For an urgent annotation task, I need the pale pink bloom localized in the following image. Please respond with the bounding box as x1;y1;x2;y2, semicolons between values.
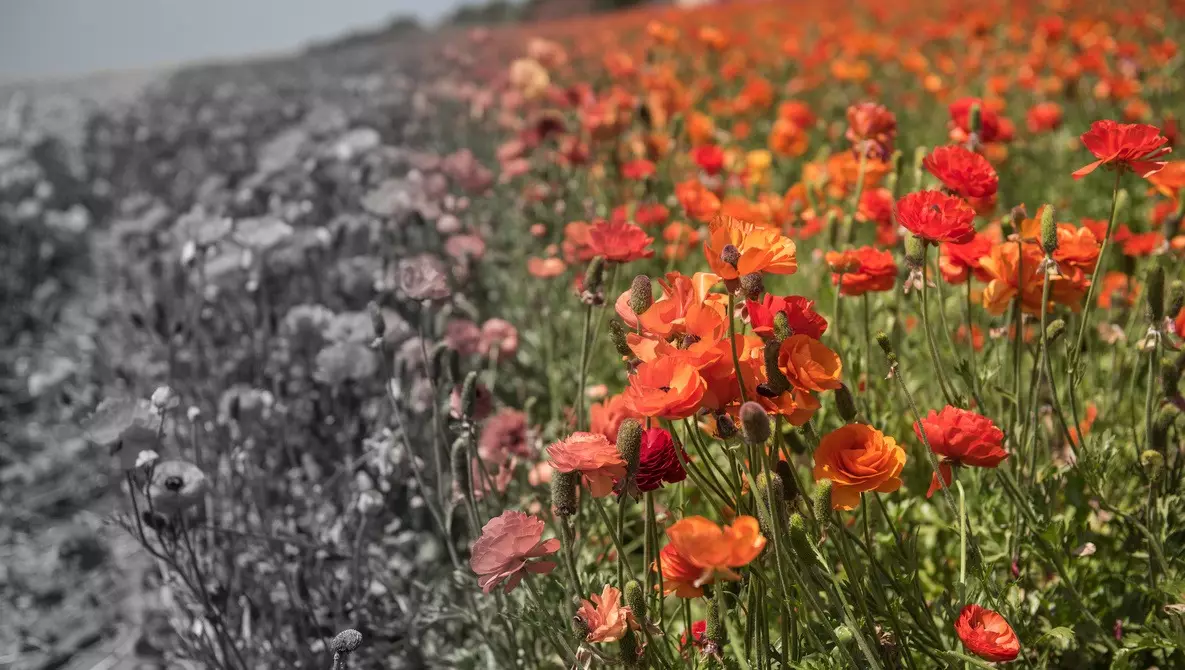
446;234;487;262
479;408;532;462
547;432;627;497
576;585;638;643
472;458;516;501
445;319;482;357
470;510;559;593
479;318;519;359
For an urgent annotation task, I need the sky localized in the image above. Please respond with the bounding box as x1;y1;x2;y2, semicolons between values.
0;0;468;80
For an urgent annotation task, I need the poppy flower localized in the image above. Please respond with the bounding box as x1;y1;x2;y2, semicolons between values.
923;145;999;199
665;515;766;585
825;247;898;296
914;406;1008;498
479;318;518;360
955;604;1021;662
1072;120;1171;179
636;427;688;492
770;118;809;157
691;145;726;176
576;585;638;644
895;190;977;244
777;334;843;392
940;233;995;284
587;220;655;264
469;510;560;593
547;432;628;497
590;394;640;444
845;101;897;159
623;357;708;419
703;215;798;281
813;423;906;510
746;294;828;339
636;271;727;338
656;544;706;597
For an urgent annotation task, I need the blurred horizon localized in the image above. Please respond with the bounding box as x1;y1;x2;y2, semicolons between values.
0;0;471;83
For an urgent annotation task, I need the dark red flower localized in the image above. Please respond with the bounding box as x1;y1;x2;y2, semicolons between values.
746;294;828;339
923;145;999;199
895;190;977;244
635;427;688;492
1072;120;1171;180
949;97;1003;144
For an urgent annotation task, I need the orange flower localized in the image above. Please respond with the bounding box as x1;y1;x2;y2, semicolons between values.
637;271;726;338
940;234;995;284
587;220;655;263
778;334;843;392
769;118;809;157
703;215;798;281
1147;161;1185;201
576;585;637;643
1068;403;1099;446
979;242;1087;315
589;393;640;444
623;357;707;419
676;179;722;222
1097;271;1140;308
547;432;627;497
813;424;906;510
665;515;766;586
656;544;706;598
527;257;567;278
825;247;898;296
955;604;1021;663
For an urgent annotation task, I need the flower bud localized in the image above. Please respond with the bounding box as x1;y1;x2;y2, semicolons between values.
740;272;764;300
1162;357;1180;397
1039;205;1058;256
904;234;925;270
1151;404;1180;453
834;384;858;422
706;585;727;651
584;256;606;295
460;371;479;418
772;311;792;341
812;479;834;525
786;429;808;455
890;150;904;185
1046;318;1066;343
331;629;363;654
609;319;634;357
625;580;646;620
1140;449;1165;483
835;624;855;648
775;460;799;502
720;244;741;269
451;437;470;498
740;401;771;445
368;301;386;339
789;512;817;562
754;473;775;537
616;419;643;475
551;471;578;517
757;338;791;397
968;104;982;137
1145;265;1165;323
629;275;653;315
571;614;591;641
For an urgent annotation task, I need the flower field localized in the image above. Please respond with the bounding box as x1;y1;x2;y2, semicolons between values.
12;0;1185;667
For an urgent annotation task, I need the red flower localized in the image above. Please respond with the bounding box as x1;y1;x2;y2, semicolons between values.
914;406;1008;498
587;220;655;263
1122;231;1166;257
636;427;688;492
1026;102;1063;134
824;247;898;296
691;145;726;176
622;159;656;181
1072;120;1171;180
1081;218;1132;245
895;190;977;244
681;620;708;650
846;102;897;159
923;145;999;199
633;202;670;228
939;233;995;284
746;294;828;339
955;604;1021;663
949;97;1003;144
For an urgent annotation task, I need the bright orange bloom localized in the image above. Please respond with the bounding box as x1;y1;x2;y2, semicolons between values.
576;585;637;644
662;221;701;260
547;432;627;497
656;544;705;598
914;406;1008;498
813;424;906;510
955;605;1021;663
979;242;1087;314
676;179;722;222
1072;120;1171;179
665;515;766;586
777;334;843;392
703;215;798;281
1147;161;1185;201
623;357;707;419
825;247;898;296
637;272;726;338
587;220;655;263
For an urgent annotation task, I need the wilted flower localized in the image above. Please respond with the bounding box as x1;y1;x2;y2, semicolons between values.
470;510;559;593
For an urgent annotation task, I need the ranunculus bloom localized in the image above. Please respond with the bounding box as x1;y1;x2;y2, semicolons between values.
633;202;670;228
914;406;1008;498
955;604;1021;662
949;97;1004;144
980;242;1088;315
825;247;898;296
547;432;627;497
469;510;559;593
1026;102;1063;134
587;220;655;263
676;178;722;222
479;318;519;359
813;424;906;510
527;257;567;278
1097;271;1139;308
479;408;531;463
576;585;638;643
895;190;977;244
636;427;688;492
746;294;828;340
923;145;999;199
940;233;995;284
622;159;656;181
703;215;798;281
777;334;843;392
656;543;706;597
623;358;708;419
1072;120;1171;180
1147;161;1185;201
845;101;897;159
665;515;766;586
399;254;452;300
590;393;639;444
691;145;726;176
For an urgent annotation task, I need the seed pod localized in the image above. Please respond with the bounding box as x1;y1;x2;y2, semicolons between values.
834;384;858;422
1045;318;1066;343
740;401;771;445
740;272;764;300
619;628;642;669
616;419;643;476
460;371;479;419
551;471;578;517
706;585;727;652
629;275;653;315
720;244;741;269
1140;449;1165;483
758;338;791;397
1007;205;1027;236
785;429;808;455
584;256;606;295
812;479;834;525
624;580;646;620
775;460;799;502
1146;265;1165;322
1040;205;1058;256
904;234;925;270
1152;405;1180;453
571;614;591;641
754;473;775;537
609;319;634;357
450;437;470;498
789;512;817;562
876;331;894;356
367;301;386;339
331;629;363;654
890;150;904;185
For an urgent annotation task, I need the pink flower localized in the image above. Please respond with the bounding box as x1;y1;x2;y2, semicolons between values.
446;319;483;357
576;585;638;643
479;408;532;463
469;510;559;593
547;432;627;497
479;318;519;359
446;234;487;262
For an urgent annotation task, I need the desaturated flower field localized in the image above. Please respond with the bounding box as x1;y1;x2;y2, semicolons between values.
6;0;1185;668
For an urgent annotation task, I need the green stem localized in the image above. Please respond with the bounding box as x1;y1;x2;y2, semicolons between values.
919;244;958;406
1069;170;1123;383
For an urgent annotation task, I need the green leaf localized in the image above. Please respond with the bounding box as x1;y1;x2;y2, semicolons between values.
1037;626;1076;649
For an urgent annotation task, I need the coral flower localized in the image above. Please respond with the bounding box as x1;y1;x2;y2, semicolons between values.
1026;102;1064;133
914;406;1009;497
622;159;656;181
547;432;628;497
1147;161;1185;201
576;585;637;644
813;424;906;510
940;233;995;284
845;101;897;159
656;544;706;597
636;427;688;492
777;334;843;392
923;145;999;199
895;190;977;244
633;202;671;228
623;357;708;419
1072;120;1171;179
703;215;798;281
955;604;1021;662
590;394;639;444
825;247;898;296
746;294;828;339
666;515;766;585
469;510;559;593
676;178;722;222
587;220;655;263
479;408;531;463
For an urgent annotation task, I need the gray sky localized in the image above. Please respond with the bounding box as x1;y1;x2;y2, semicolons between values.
0;0;467;80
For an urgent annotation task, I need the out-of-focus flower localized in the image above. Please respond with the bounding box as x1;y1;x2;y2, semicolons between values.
895;190;976;244
813;423;906;510
940;233;995;284
470;510;559;593
446;319;482;357
825;247;898;296
657;544;706;598
914;407;1008;497
588;220;655;263
527;257;567;278
399;254;451;300
479;318;519;359
949;97;1005;144
590;394;640;444
846;102;897;159
636;427;688;492
1072;120;1170;179
691;145;726;176
1097;271;1140;308
1026;102;1063;133
954;604;1021;662
479;408;531;463
547;432;627;497
508;58;550;100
